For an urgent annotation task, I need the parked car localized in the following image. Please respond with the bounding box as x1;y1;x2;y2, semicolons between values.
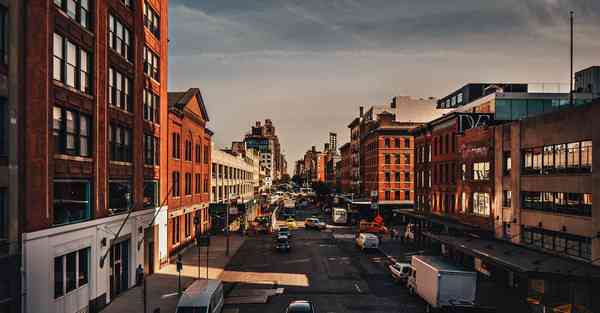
286;218;297;229
285;300;317;313
388;262;412;283
275;235;291;252
355;233;379;251
305;218;326;230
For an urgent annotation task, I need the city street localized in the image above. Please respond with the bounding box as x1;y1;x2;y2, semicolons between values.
222;206;427;313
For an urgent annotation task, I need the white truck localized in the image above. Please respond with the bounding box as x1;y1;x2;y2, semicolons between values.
407;255;477;312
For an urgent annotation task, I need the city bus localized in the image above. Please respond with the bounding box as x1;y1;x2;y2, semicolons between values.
332;207;347;225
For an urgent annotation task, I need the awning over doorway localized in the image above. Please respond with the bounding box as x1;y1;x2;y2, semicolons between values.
424;232;600;279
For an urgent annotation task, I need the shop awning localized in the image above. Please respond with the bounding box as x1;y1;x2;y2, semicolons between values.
424;232;600;279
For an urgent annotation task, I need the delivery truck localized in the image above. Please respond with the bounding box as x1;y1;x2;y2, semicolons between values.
407;255;477;312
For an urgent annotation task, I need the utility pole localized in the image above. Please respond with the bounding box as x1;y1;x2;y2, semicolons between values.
570;10;574;106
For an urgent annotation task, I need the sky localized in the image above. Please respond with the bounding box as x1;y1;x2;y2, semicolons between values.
167;0;600;170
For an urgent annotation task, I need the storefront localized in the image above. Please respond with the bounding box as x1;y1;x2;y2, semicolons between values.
425;232;600;313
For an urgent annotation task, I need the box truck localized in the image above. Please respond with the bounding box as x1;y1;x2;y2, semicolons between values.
407;255;477;312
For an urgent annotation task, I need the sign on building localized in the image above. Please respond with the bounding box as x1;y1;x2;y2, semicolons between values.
457;113;494;134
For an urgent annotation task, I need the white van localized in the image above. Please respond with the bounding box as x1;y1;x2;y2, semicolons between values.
176;279;224;313
355;233;379;250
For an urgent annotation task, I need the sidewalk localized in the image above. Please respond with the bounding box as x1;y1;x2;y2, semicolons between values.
101;233;245;313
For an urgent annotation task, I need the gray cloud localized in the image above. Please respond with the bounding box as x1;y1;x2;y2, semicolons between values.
168;0;600;167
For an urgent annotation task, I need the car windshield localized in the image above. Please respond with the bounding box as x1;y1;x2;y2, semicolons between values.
287;303;312;313
176;307;208;313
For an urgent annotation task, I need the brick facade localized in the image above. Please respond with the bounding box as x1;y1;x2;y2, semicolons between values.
166;89;211;258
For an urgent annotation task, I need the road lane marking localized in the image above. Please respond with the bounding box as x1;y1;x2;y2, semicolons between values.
282;258;311;264
354;283;362;293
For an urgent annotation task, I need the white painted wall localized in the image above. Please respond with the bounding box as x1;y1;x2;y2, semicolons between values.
22;209;154;313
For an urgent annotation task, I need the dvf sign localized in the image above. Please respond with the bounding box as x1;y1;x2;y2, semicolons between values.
457;113;493;134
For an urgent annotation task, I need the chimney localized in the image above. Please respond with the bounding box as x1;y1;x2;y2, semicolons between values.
312;146;316;152
390;97;397;109
324;143;330;152
255;121;261;127
359;106;364;117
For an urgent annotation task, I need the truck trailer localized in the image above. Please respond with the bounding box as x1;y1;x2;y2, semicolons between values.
407;255;477;312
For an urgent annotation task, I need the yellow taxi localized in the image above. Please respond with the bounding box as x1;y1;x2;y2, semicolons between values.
286;218;297;229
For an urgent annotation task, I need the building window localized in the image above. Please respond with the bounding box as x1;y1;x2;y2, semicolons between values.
204;145;209;164
184;173;192;195
394;190;400;200
108;14;132;61
143;2;160;38
523;141;592;175
184;139;192;161
172;172;180;197
172;133;180;159
384;191;390;200
457;92;463;104
502;190;512;208
108;67;132;112
0;6;7;64
171;216;180;244
143;89;159;123
184;213;191;238
143;180;159;208
384;138;390;148
144;134;159;166
53;106;92;157
395;172;401;182
195;174;201;194
403;153;410;164
404;190;410;200
109;124;132;162
384;154;390;164
472;192;490;216
108;180;132;214
522;226;592;260
54;0;90;29
473;162;490;180
204;176;209;193
385;172;391;182
53;180;91;225
119;0;132;8
0;98;5;156
194;144;201;163
53;33;91;93
143;46;160;80
522;191;592;216
53;247;90;299
503;152;512;175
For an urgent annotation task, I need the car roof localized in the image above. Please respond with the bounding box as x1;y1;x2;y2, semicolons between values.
176;279;222;308
288;300;313;312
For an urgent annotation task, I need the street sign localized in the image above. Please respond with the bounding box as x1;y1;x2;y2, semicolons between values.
370;191;378;197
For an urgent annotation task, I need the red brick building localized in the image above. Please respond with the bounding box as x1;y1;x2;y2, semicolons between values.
360;111;420;207
166;89;211;258
456;125;495;231
21;0;170;312
413;112;495;227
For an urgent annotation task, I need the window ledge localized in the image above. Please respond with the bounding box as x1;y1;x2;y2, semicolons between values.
110;161;133;166
54;154;93;162
108;105;134;115
144;165;160;169
52;80;93;99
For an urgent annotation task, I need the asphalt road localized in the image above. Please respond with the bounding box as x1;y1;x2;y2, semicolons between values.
223;205;427;313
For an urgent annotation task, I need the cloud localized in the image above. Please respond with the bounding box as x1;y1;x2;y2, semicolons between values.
168;0;600;165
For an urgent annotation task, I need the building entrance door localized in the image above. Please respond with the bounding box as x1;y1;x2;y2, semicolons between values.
109;239;130;299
